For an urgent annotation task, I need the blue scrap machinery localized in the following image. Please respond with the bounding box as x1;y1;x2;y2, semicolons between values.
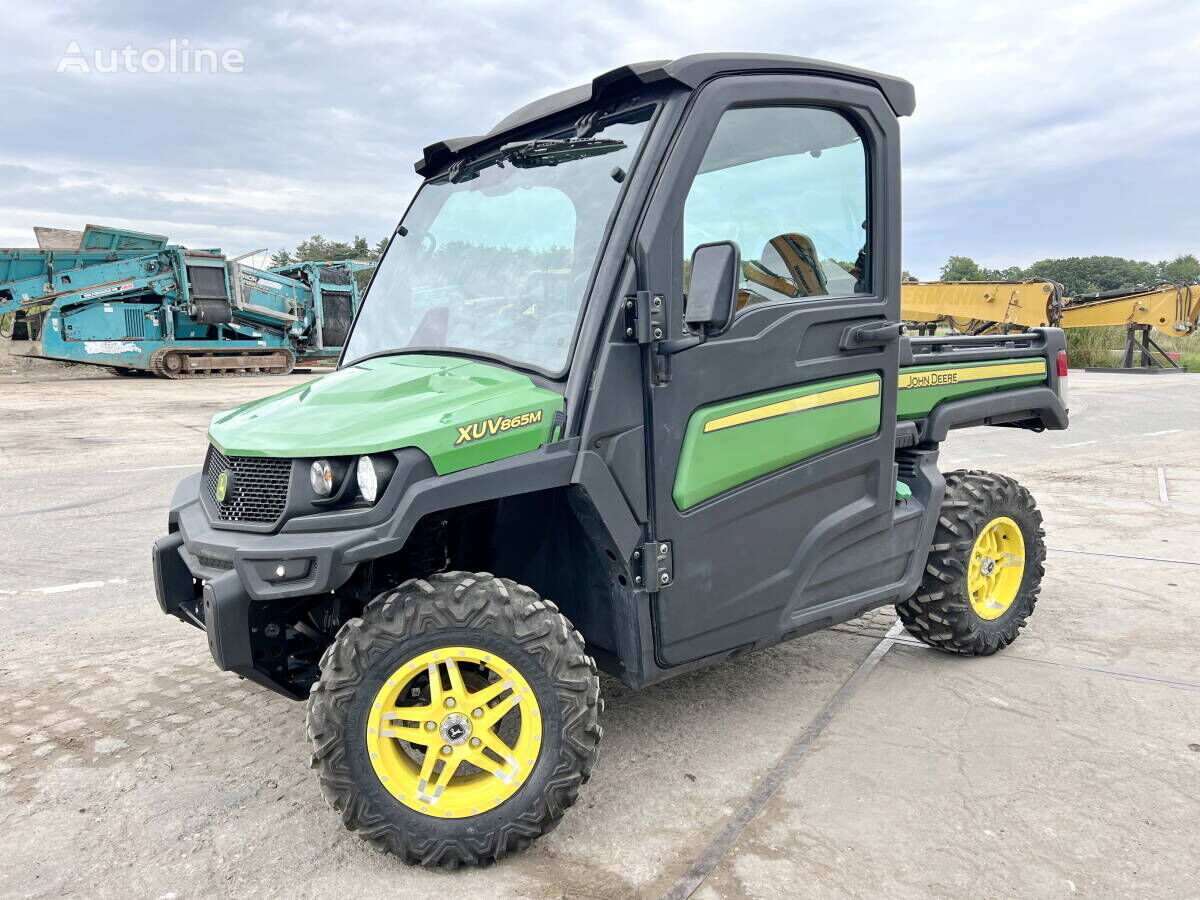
0;224;370;377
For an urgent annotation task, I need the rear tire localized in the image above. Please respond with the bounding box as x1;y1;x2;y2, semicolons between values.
306;571;601;867
897;470;1045;655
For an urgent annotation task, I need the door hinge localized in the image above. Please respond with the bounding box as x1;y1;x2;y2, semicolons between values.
633;540;673;591
623;290;667;346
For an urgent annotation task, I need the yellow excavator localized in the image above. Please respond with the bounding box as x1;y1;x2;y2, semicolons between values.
712;225;1195;369
901;280;1200;369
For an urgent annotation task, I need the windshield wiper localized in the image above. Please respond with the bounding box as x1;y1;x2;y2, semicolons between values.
500;137;626;168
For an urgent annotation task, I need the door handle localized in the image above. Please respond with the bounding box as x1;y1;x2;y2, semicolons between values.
840;320;905;350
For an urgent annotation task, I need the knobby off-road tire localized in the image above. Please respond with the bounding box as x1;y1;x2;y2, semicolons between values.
897;470;1046;655
306;571;601;867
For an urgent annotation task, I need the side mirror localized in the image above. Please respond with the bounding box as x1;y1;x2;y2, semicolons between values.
685;241;739;336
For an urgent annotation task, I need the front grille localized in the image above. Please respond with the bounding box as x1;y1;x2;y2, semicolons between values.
203;444;291;525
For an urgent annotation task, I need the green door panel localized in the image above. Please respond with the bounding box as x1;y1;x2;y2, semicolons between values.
897;358;1047;419
207;354;563;475
672;374;882;511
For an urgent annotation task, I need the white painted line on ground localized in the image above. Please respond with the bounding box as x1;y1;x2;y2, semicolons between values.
1143;429;1183;437
37;580;106;594
105;463;200;473
18;578;133;596
1052;440;1099;448
1157;467;1170;503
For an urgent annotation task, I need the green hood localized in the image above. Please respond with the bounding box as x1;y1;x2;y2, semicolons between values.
208;354;564;475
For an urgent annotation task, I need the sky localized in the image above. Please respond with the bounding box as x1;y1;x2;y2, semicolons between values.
2;0;1198;279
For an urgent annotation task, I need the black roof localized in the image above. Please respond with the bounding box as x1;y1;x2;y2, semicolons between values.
415;53;914;177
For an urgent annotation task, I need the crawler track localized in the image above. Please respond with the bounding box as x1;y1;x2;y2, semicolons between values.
146;347;296;379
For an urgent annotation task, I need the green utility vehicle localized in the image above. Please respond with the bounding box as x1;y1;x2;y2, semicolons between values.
153;54;1069;866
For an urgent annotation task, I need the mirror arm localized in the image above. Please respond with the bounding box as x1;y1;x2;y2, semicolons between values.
656;331;706;356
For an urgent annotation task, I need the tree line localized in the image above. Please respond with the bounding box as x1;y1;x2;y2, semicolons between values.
923;254;1200;297
270;235;388;269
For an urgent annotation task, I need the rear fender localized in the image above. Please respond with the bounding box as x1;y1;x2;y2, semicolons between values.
922;387;1068;443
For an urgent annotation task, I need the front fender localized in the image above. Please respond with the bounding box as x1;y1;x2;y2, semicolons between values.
340;442;581;564
165;438;642;601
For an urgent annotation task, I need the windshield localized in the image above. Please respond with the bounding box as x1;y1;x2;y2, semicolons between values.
344;108;653;374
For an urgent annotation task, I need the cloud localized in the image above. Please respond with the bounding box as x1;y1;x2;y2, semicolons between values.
1;0;1196;276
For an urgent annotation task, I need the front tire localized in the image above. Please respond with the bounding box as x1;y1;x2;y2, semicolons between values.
897;470;1046;655
306;571;601;867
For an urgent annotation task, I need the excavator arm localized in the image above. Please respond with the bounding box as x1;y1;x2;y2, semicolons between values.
902;280;1200;337
900;279;1200;369
900;280;1062;333
1060;283;1200;336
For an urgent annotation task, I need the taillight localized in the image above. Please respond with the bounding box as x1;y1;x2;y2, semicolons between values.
1056;349;1069;407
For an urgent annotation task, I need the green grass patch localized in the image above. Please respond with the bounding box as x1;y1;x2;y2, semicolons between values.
1065;326;1197;369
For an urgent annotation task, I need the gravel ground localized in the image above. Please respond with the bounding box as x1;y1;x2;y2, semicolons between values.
0;368;1197;898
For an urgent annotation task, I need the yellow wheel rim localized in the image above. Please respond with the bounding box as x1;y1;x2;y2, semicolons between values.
365;646;542;819
968;516;1026;620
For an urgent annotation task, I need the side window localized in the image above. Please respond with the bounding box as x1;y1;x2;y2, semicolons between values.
683;106;870;310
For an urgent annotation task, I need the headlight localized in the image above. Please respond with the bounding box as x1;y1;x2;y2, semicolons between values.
356;455;378;503
309;459;335;497
356;454;397;504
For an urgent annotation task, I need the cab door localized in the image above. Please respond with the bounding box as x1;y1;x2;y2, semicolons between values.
635;75;904;666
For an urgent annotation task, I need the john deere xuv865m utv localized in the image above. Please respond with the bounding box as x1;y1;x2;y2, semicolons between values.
153;54;1069;865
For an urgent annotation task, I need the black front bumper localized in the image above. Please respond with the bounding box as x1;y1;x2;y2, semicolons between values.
152;444;585;699
153;474;380;700
154;530;304;696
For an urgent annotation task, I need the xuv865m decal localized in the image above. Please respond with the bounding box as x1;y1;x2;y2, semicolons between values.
454;409;544;445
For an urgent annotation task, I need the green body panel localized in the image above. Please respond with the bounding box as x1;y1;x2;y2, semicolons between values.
672;374;882;511
208;351;1044;502
896;357;1048;419
208;355;563;475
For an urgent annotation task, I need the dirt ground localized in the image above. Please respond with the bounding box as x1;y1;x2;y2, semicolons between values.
0;367;1197;898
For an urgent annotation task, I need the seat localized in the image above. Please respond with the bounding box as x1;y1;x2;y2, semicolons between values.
762;233;828;296
740;232;829;308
